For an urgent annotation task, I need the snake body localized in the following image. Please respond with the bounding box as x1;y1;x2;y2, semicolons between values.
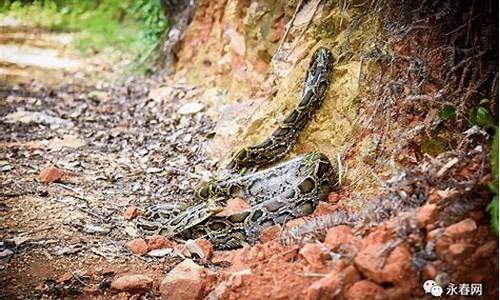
136;47;336;250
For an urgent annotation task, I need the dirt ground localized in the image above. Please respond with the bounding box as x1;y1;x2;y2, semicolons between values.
1;6;499;300
0;19;216;299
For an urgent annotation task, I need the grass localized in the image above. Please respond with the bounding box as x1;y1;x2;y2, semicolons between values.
0;0;167;71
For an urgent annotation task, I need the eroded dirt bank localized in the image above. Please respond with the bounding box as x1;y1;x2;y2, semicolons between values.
1;1;499;300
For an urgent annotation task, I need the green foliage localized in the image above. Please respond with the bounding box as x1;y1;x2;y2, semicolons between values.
439;105;456;119
1;0;168;70
469;98;499;233
468;99;497;128
488;128;499;233
132;0;168;44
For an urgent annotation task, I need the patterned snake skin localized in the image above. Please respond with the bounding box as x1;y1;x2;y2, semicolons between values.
136;47;336;249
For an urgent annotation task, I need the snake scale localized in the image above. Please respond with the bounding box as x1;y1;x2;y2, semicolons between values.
136;47;337;250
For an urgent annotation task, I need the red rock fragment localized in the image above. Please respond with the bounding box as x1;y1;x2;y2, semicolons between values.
58;271;73;283
416;204;438;228
123;206;140;220
110;274;153;294
127;238;149;255
38;165;64;183
299;243;330;270
186;238;214;260
346;280;386;300
146;235;176;251
354;226;414;284
444;218;477;239
324;225;355;251
160;259;215;300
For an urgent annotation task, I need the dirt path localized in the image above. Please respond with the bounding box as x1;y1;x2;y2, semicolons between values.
0;17;217;299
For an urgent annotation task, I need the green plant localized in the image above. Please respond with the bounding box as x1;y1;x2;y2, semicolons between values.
469;99;499;233
0;0;168;72
488;128;499;233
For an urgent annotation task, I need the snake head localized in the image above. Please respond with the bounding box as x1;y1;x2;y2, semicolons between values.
303;47;334;98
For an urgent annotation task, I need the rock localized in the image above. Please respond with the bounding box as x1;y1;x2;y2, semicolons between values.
127;238;149;255
110;274;153;294
58;271;73;283
149;86;174;101
306;265;360;300
299;243;330;270
123;206;140;220
160;259;215;300
260;224;282;243
444;218;477;239
346;280;385;300
148;248;175;257
448;242;474;257
415;204;438;228
146;235;176;251
186;238;214;260
324;225;355;251
216;197;251;216
178;102;205;115
38;165;64;183
354;227;414;284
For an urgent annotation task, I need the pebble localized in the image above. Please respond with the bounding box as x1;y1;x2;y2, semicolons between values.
38;165;64;183
110;274;153;294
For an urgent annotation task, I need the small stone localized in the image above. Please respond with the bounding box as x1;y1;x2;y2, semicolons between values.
445;218;477;239
58;271;73;283
123;206;140;220
299;243;330;270
416;204;438;228
178;102;205;115
146;235;176;251
160;259;214;300
186;238;214;260
346;280;386;300
354;231;414;284
38;165;64;183
110;274;153;294
183;134;192;143
324;225;354;251
260;224;282;243
127;238;149;255
148;248;174;257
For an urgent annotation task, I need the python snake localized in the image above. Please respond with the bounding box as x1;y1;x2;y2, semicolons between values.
136;47;336;250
